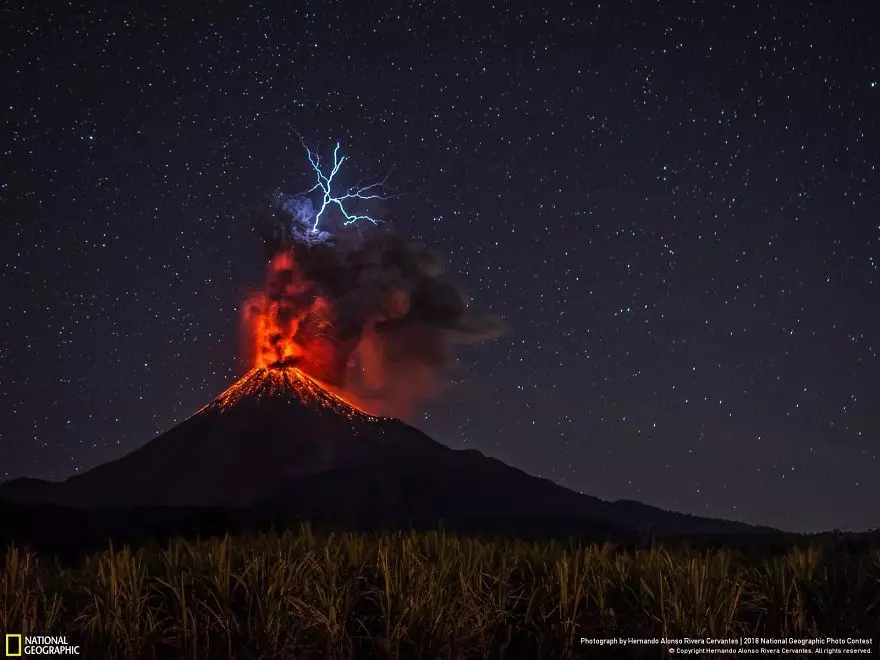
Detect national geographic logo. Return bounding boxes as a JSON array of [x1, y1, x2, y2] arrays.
[[5, 635, 80, 656]]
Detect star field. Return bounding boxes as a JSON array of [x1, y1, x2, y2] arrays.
[[1, 1, 878, 532]]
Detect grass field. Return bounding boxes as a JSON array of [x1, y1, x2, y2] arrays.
[[2, 525, 878, 658]]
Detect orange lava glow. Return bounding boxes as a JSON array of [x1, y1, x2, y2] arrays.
[[213, 364, 379, 421], [239, 252, 379, 419], [245, 252, 306, 369], [244, 253, 345, 376]]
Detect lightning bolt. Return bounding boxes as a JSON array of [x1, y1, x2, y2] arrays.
[[296, 136, 388, 232]]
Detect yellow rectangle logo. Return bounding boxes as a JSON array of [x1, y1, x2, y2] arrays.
[[5, 634, 22, 657]]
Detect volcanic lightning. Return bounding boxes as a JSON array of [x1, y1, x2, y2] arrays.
[[296, 136, 389, 232]]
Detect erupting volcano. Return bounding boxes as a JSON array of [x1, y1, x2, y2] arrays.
[[0, 140, 775, 540], [0, 351, 773, 537]]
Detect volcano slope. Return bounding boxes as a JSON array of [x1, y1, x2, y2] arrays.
[[0, 364, 779, 549]]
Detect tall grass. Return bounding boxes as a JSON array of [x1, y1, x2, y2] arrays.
[[1, 526, 878, 658]]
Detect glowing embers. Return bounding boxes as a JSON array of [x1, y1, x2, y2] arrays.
[[245, 252, 309, 370], [243, 252, 343, 381], [213, 363, 381, 423]]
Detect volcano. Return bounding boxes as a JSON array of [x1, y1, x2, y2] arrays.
[[0, 363, 777, 539]]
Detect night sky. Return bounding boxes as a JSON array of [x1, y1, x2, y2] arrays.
[[2, 2, 878, 533]]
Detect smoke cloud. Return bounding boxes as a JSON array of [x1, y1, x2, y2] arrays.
[[245, 192, 504, 418]]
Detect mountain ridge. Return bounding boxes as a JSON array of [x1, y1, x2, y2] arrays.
[[0, 365, 780, 538]]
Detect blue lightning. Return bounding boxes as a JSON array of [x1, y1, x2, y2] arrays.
[[296, 137, 388, 233]]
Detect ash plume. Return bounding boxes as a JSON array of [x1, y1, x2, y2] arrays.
[[246, 192, 504, 418]]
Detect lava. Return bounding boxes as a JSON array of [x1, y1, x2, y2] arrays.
[[245, 252, 308, 369], [213, 362, 380, 421], [243, 251, 348, 379]]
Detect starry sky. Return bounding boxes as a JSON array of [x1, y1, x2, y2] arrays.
[[2, 1, 878, 533]]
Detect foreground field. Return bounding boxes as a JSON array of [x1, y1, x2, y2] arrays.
[[2, 526, 879, 659]]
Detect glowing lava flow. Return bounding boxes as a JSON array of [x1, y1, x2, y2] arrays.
[[212, 363, 380, 422]]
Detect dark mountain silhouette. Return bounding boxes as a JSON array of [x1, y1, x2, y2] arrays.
[[1, 365, 780, 544]]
